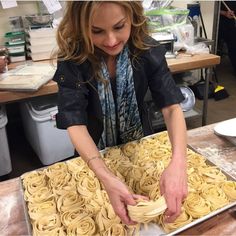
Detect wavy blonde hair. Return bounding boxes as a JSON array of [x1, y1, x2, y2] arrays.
[[55, 1, 151, 81]]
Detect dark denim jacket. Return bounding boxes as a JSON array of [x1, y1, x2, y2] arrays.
[[53, 43, 184, 145]]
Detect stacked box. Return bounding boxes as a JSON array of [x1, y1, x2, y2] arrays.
[[26, 27, 57, 61], [5, 31, 26, 62]]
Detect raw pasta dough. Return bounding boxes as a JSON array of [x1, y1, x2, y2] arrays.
[[21, 131, 236, 235]]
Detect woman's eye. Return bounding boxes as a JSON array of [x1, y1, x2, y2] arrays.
[[92, 30, 103, 34], [114, 24, 125, 30]]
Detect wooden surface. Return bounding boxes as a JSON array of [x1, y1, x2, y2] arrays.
[[0, 122, 235, 235], [0, 178, 30, 235], [0, 54, 220, 104], [167, 53, 220, 73], [0, 80, 58, 104]]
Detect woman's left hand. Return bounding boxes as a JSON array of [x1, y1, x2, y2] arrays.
[[160, 159, 188, 223]]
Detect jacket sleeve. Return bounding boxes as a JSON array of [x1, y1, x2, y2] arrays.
[[145, 45, 184, 109], [53, 60, 89, 129]]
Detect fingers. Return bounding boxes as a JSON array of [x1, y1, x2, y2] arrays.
[[161, 181, 187, 223], [182, 182, 188, 201], [164, 193, 176, 223], [114, 203, 136, 225], [159, 164, 188, 223], [125, 193, 137, 206], [164, 195, 182, 223], [111, 193, 137, 225], [132, 194, 149, 201], [116, 193, 149, 225], [111, 199, 135, 225]]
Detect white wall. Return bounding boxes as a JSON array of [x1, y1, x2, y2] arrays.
[[0, 1, 39, 46], [0, 1, 216, 46], [172, 1, 216, 39]]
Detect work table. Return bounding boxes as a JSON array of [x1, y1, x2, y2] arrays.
[[0, 53, 220, 127], [0, 53, 220, 104], [0, 122, 235, 235]]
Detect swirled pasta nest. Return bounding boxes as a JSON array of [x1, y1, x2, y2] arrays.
[[21, 131, 236, 235]]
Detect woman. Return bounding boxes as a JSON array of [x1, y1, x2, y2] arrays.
[[53, 1, 187, 225]]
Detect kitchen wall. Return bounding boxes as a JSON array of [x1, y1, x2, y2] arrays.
[[0, 1, 39, 46], [172, 1, 216, 40], [0, 1, 217, 47]]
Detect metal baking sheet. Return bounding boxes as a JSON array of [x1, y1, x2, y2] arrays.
[[139, 163, 236, 236], [140, 201, 236, 236], [19, 178, 33, 236], [19, 133, 236, 236], [139, 133, 236, 235]]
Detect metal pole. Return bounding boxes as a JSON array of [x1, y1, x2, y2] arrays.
[[212, 1, 221, 54]]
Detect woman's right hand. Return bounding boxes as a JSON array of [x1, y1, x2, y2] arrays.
[[67, 126, 148, 224], [101, 175, 148, 225]]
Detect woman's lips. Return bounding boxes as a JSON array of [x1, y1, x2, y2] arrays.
[[104, 42, 121, 51]]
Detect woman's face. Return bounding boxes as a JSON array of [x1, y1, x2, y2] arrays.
[[91, 2, 131, 57]]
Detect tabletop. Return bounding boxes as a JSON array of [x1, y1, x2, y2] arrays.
[[180, 123, 236, 235], [0, 121, 235, 235], [0, 53, 220, 104]]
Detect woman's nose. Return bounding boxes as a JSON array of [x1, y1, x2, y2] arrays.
[[104, 32, 117, 47]]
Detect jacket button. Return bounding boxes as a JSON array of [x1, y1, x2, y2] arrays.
[[76, 83, 81, 88], [60, 75, 65, 82]]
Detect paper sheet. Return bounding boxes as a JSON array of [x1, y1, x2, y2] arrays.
[[0, 0, 17, 9], [42, 0, 61, 14], [0, 63, 56, 91]]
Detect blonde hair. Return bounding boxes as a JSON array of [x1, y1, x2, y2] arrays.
[[55, 1, 151, 81]]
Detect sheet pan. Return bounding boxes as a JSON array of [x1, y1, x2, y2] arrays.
[[19, 133, 236, 236]]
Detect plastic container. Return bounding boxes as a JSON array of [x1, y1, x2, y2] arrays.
[[0, 105, 12, 176], [5, 42, 25, 54], [27, 27, 56, 39], [24, 14, 53, 26], [26, 43, 56, 53], [9, 52, 26, 62], [9, 16, 24, 32], [5, 31, 25, 45], [27, 36, 56, 46], [20, 96, 74, 165]]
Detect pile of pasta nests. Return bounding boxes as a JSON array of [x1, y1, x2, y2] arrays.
[[21, 131, 236, 236]]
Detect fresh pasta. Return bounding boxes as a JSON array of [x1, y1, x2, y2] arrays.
[[127, 196, 167, 223], [159, 209, 192, 233], [21, 131, 236, 235], [184, 192, 211, 218], [221, 181, 236, 200]]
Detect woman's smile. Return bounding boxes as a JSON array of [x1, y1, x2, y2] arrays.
[[104, 42, 122, 51], [91, 2, 131, 56]]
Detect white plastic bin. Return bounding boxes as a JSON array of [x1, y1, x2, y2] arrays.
[[20, 96, 74, 165], [0, 105, 12, 176]]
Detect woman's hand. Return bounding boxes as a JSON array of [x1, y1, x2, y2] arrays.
[[0, 56, 7, 73], [221, 10, 235, 19], [101, 175, 148, 225], [68, 125, 148, 224], [160, 159, 188, 223]]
